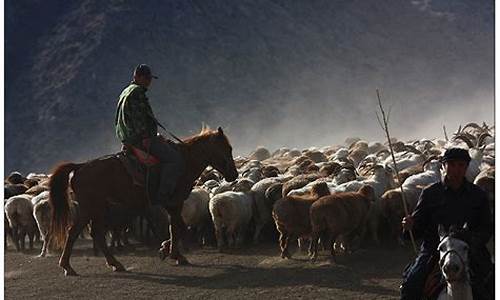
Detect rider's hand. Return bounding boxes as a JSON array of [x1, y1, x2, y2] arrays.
[[402, 215, 414, 231]]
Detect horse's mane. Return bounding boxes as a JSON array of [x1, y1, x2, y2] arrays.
[[182, 126, 231, 146]]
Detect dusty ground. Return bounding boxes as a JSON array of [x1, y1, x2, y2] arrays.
[[5, 239, 414, 300]]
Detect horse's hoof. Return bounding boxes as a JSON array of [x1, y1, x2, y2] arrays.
[[64, 268, 78, 276], [112, 264, 126, 272], [159, 245, 170, 260], [159, 249, 167, 261], [37, 253, 46, 258]]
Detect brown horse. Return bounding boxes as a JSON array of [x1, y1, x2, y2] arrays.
[[49, 127, 238, 276]]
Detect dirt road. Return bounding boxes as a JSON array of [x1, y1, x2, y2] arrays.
[[5, 240, 413, 299]]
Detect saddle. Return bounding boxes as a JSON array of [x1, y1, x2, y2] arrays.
[[116, 144, 161, 202]]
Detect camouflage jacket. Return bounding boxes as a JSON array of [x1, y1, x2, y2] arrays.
[[115, 82, 158, 145]]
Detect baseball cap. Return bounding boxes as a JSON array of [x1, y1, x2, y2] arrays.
[[134, 64, 158, 79], [441, 148, 471, 163]]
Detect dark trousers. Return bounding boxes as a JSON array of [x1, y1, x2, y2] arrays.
[[400, 252, 434, 300], [148, 136, 184, 205]]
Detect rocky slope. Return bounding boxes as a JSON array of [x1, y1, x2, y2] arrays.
[[5, 0, 494, 174]]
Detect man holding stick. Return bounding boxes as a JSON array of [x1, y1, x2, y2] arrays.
[[400, 148, 493, 300]]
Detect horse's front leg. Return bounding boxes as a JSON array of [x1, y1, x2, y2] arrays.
[[165, 206, 189, 265]]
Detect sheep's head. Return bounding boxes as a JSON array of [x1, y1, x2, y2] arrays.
[[311, 182, 330, 198], [358, 185, 375, 203]]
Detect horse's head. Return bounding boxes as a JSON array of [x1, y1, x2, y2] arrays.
[[205, 127, 238, 182], [438, 224, 471, 283]]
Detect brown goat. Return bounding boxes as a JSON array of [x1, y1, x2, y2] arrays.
[[378, 186, 423, 245], [309, 185, 375, 262], [272, 182, 330, 259]]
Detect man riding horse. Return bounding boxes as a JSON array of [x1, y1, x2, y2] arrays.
[[400, 148, 494, 300], [115, 64, 184, 206], [49, 64, 238, 275]]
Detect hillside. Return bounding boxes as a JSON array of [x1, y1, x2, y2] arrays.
[[5, 0, 494, 174]]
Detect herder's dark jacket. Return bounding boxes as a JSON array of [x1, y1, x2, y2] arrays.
[[407, 180, 492, 255]]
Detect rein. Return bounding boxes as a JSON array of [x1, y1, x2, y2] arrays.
[[154, 117, 185, 144]]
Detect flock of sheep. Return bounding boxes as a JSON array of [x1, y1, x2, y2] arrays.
[[4, 122, 495, 263]]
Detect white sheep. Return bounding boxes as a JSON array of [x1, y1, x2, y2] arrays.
[[33, 198, 51, 256], [31, 190, 50, 206], [181, 188, 211, 245], [241, 167, 264, 183], [465, 147, 485, 182], [5, 194, 37, 251], [209, 191, 254, 250], [250, 176, 290, 243], [32, 193, 79, 257], [332, 148, 349, 161], [401, 159, 442, 190], [383, 152, 426, 173], [332, 164, 395, 199]]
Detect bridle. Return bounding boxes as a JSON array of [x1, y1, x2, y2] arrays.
[[439, 240, 469, 283]]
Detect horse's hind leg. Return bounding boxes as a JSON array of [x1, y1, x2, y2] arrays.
[[59, 219, 88, 276], [90, 222, 125, 272]]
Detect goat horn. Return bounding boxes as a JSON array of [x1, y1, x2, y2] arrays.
[[404, 144, 423, 155], [480, 144, 487, 153], [462, 122, 481, 131], [421, 139, 435, 146], [477, 132, 492, 147], [452, 135, 475, 148], [453, 131, 476, 141], [376, 149, 390, 156]]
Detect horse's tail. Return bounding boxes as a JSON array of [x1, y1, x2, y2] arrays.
[[49, 162, 84, 249]]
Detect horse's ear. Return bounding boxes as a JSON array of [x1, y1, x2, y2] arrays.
[[438, 224, 448, 239], [217, 127, 224, 135], [462, 222, 470, 231]]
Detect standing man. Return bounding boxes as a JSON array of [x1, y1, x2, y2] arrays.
[[400, 148, 493, 300], [115, 64, 184, 206]]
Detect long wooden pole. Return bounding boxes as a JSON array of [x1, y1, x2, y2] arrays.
[[375, 89, 418, 255]]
